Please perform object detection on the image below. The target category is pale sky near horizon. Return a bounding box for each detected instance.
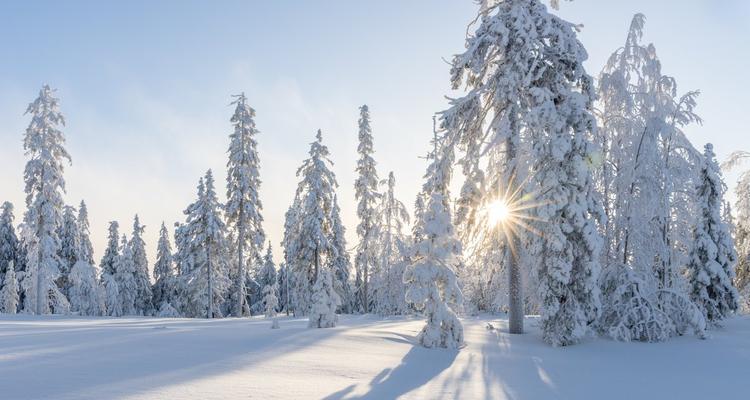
[1,1,748,267]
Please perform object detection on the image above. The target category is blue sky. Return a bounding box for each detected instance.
[1,1,748,263]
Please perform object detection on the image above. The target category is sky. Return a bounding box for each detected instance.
[1,0,749,266]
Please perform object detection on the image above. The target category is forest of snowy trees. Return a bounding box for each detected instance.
[1,0,749,350]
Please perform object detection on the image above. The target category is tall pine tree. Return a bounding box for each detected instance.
[225,93,265,317]
[21,85,71,315]
[354,105,380,313]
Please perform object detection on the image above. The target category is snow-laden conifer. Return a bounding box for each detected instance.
[263,284,279,318]
[20,85,71,315]
[115,235,138,315]
[69,260,105,316]
[100,221,120,277]
[404,191,464,348]
[277,262,293,315]
[440,0,603,343]
[372,172,411,315]
[354,105,380,313]
[308,268,340,328]
[130,215,153,315]
[331,195,354,312]
[285,130,348,315]
[77,201,94,265]
[1,261,19,314]
[153,222,177,312]
[226,93,265,317]
[57,205,80,296]
[404,137,463,349]
[181,171,231,318]
[102,273,122,317]
[0,202,20,284]
[688,144,740,324]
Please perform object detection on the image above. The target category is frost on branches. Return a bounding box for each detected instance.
[688,144,740,324]
[130,215,153,315]
[225,93,265,317]
[20,85,71,315]
[308,267,340,328]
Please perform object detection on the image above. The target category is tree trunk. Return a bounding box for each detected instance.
[207,245,213,319]
[507,240,523,334]
[236,219,245,317]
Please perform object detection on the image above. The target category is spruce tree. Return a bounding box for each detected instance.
[69,259,104,316]
[130,215,153,315]
[308,268,340,328]
[57,205,79,297]
[1,261,19,314]
[21,85,71,315]
[100,221,120,277]
[404,138,464,349]
[373,172,411,315]
[284,130,347,315]
[688,144,740,324]
[181,171,231,318]
[115,235,138,315]
[0,202,19,283]
[226,93,265,317]
[153,222,176,311]
[77,201,94,265]
[354,105,380,313]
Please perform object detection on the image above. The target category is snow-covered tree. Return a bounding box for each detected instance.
[0,202,20,284]
[722,151,750,294]
[308,268,340,328]
[354,104,380,313]
[181,171,231,318]
[404,135,464,349]
[284,130,348,315]
[77,201,94,265]
[277,262,293,315]
[20,85,71,315]
[130,215,153,315]
[372,172,411,315]
[1,261,19,314]
[100,221,120,277]
[688,144,740,324]
[57,205,79,297]
[152,222,176,312]
[330,195,354,313]
[440,0,603,343]
[404,190,464,349]
[68,260,104,316]
[114,235,138,315]
[263,284,279,318]
[102,272,122,317]
[225,93,265,317]
[256,243,277,291]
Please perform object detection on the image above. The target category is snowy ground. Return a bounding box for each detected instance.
[1,314,748,400]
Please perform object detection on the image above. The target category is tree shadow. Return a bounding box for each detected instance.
[323,341,458,400]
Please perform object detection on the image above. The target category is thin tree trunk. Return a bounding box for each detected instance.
[508,238,523,334]
[236,219,245,317]
[207,245,213,319]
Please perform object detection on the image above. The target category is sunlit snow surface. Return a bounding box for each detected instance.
[1,314,748,399]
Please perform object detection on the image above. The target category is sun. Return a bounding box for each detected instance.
[487,199,511,227]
